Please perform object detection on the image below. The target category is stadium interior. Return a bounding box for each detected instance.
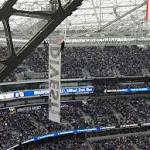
[0,0,150,150]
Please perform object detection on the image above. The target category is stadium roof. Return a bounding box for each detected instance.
[0,0,148,40]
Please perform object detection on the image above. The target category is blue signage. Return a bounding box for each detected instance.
[32,127,101,142]
[104,87,150,93]
[0,86,94,100]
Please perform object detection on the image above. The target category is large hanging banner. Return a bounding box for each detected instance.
[49,43,61,123]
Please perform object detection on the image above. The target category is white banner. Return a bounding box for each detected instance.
[49,44,61,123]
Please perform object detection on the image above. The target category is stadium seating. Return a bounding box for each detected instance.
[0,96,150,149]
[2,45,150,81]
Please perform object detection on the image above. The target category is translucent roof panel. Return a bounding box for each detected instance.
[13,0,50,11]
[0,0,148,39]
[56,0,147,37]
[0,0,8,8]
[13,0,70,11]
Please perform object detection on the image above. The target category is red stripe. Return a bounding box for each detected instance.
[146,0,149,20]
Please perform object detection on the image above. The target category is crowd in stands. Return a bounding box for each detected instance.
[90,133,150,150]
[1,45,150,81]
[1,45,150,149]
[23,135,91,150]
[21,132,150,150]
[0,96,150,149]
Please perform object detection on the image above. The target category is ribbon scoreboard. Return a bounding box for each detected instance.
[0,86,94,100]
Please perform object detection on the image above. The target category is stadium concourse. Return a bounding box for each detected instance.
[1,0,150,150]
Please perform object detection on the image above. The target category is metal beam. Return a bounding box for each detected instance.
[2,19,15,57]
[98,1,146,32]
[12,9,53,20]
[0,0,18,20]
[91,0,101,29]
[78,4,141,10]
[2,0,18,10]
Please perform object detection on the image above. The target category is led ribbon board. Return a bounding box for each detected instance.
[0,86,94,100]
[104,87,150,93]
